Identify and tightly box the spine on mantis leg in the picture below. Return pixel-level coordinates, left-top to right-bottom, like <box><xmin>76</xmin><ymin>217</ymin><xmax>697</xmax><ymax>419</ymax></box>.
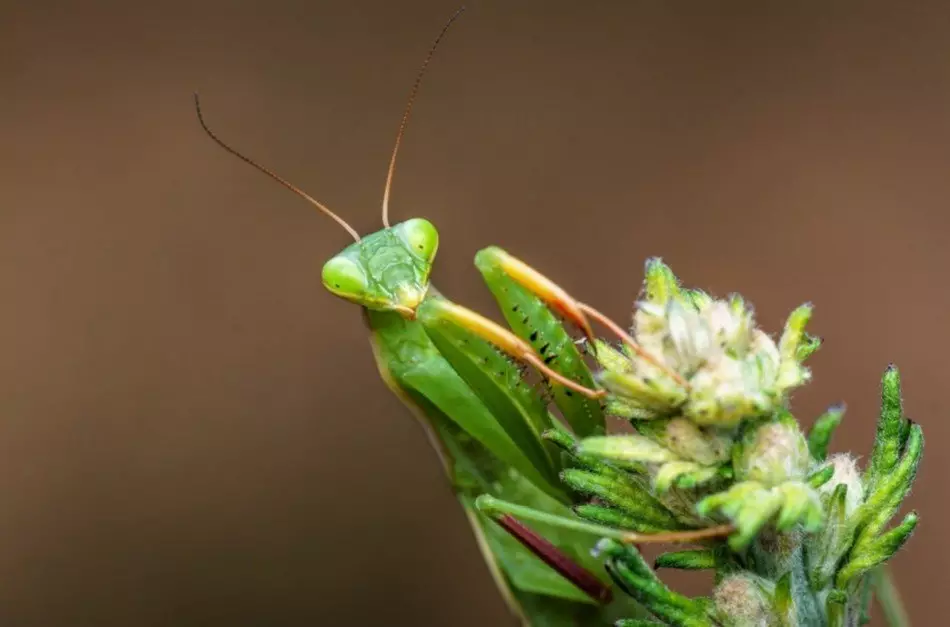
<box><xmin>475</xmin><ymin>246</ymin><xmax>606</xmax><ymax>438</ymax></box>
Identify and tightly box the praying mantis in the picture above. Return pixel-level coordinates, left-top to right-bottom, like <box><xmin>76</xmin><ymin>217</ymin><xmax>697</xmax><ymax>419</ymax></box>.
<box><xmin>195</xmin><ymin>9</ymin><xmax>720</xmax><ymax>626</ymax></box>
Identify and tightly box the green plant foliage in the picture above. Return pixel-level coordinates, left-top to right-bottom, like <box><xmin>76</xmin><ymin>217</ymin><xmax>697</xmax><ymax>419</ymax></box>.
<box><xmin>476</xmin><ymin>260</ymin><xmax>921</xmax><ymax>626</ymax></box>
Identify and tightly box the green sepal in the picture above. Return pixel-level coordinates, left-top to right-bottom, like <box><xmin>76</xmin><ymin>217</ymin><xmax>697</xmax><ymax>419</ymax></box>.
<box><xmin>796</xmin><ymin>332</ymin><xmax>822</xmax><ymax>362</ymax></box>
<box><xmin>592</xmin><ymin>339</ymin><xmax>634</xmax><ymax>374</ymax></box>
<box><xmin>807</xmin><ymin>464</ymin><xmax>835</xmax><ymax>488</ymax></box>
<box><xmin>596</xmin><ymin>370</ymin><xmax>688</xmax><ymax>414</ymax></box>
<box><xmin>776</xmin><ymin>482</ymin><xmax>822</xmax><ymax>532</ymax></box>
<box><xmin>697</xmin><ymin>480</ymin><xmax>821</xmax><ymax>551</ymax></box>
<box><xmin>807</xmin><ymin>404</ymin><xmax>845</xmax><ymax>462</ymax></box>
<box><xmin>731</xmin><ymin>490</ymin><xmax>784</xmax><ymax>551</ymax></box>
<box><xmin>680</xmin><ymin>288</ymin><xmax>712</xmax><ymax>311</ymax></box>
<box><xmin>775</xmin><ymin>303</ymin><xmax>814</xmax><ymax>390</ymax></box>
<box><xmin>654</xmin><ymin>462</ymin><xmax>722</xmax><ymax>494</ymax></box>
<box><xmin>642</xmin><ymin>258</ymin><xmax>681</xmax><ymax>306</ymax></box>
<box><xmin>778</xmin><ymin>303</ymin><xmax>812</xmax><ymax>363</ymax></box>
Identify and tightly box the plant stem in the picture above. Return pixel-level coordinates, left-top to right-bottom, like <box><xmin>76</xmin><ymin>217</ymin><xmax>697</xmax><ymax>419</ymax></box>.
<box><xmin>874</xmin><ymin>566</ymin><xmax>911</xmax><ymax>627</ymax></box>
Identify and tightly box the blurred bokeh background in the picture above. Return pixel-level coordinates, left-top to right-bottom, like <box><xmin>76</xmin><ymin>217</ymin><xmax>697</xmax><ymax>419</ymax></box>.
<box><xmin>1</xmin><ymin>1</ymin><xmax>946</xmax><ymax>624</ymax></box>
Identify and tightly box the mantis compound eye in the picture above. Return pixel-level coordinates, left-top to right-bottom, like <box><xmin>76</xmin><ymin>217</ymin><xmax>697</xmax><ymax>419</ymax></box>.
<box><xmin>398</xmin><ymin>218</ymin><xmax>439</xmax><ymax>262</ymax></box>
<box><xmin>322</xmin><ymin>255</ymin><xmax>368</xmax><ymax>301</ymax></box>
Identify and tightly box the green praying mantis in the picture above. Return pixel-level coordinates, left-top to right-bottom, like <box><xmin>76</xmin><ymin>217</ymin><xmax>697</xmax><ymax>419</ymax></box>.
<box><xmin>195</xmin><ymin>9</ymin><xmax>728</xmax><ymax>626</ymax></box>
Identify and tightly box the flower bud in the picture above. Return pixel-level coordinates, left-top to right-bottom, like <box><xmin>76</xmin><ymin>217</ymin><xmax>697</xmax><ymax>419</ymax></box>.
<box><xmin>817</xmin><ymin>454</ymin><xmax>865</xmax><ymax>516</ymax></box>
<box><xmin>735</xmin><ymin>416</ymin><xmax>810</xmax><ymax>486</ymax></box>
<box><xmin>713</xmin><ymin>574</ymin><xmax>773</xmax><ymax>627</ymax></box>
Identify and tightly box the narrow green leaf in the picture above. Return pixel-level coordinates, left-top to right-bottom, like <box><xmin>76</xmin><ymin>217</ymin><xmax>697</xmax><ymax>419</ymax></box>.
<box><xmin>826</xmin><ymin>589</ymin><xmax>848</xmax><ymax>627</ymax></box>
<box><xmin>560</xmin><ymin>469</ymin><xmax>681</xmax><ymax>528</ymax></box>
<box><xmin>838</xmin><ymin>512</ymin><xmax>919</xmax><ymax>588</ymax></box>
<box><xmin>654</xmin><ymin>550</ymin><xmax>716</xmax><ymax>571</ymax></box>
<box><xmin>809</xmin><ymin>483</ymin><xmax>851</xmax><ymax>590</ymax></box>
<box><xmin>853</xmin><ymin>424</ymin><xmax>923</xmax><ymax>547</ymax></box>
<box><xmin>797</xmin><ymin>332</ymin><xmax>822</xmax><ymax>362</ymax></box>
<box><xmin>542</xmin><ymin>424</ymin><xmax>577</xmax><ymax>452</ymax></box>
<box><xmin>578</xmin><ymin>435</ymin><xmax>677</xmax><ymax>465</ymax></box>
<box><xmin>573</xmin><ymin>504</ymin><xmax>666</xmax><ymax>533</ymax></box>
<box><xmin>807</xmin><ymin>464</ymin><xmax>836</xmax><ymax>488</ymax></box>
<box><xmin>773</xmin><ymin>573</ymin><xmax>794</xmax><ymax>626</ymax></box>
<box><xmin>807</xmin><ymin>404</ymin><xmax>845</xmax><ymax>462</ymax></box>
<box><xmin>866</xmin><ymin>365</ymin><xmax>905</xmax><ymax>491</ymax></box>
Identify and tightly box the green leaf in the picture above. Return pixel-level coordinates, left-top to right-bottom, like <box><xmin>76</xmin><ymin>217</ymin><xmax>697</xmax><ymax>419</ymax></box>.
<box><xmin>654</xmin><ymin>550</ymin><xmax>716</xmax><ymax>571</ymax></box>
<box><xmin>573</xmin><ymin>504</ymin><xmax>666</xmax><ymax>534</ymax></box>
<box><xmin>866</xmin><ymin>365</ymin><xmax>905</xmax><ymax>492</ymax></box>
<box><xmin>773</xmin><ymin>573</ymin><xmax>794</xmax><ymax>627</ymax></box>
<box><xmin>807</xmin><ymin>404</ymin><xmax>845</xmax><ymax>462</ymax></box>
<box><xmin>560</xmin><ymin>469</ymin><xmax>681</xmax><ymax>529</ymax></box>
<box><xmin>578</xmin><ymin>435</ymin><xmax>677</xmax><ymax>466</ymax></box>
<box><xmin>853</xmin><ymin>424</ymin><xmax>923</xmax><ymax>547</ymax></box>
<box><xmin>807</xmin><ymin>464</ymin><xmax>835</xmax><ymax>488</ymax></box>
<box><xmin>598</xmin><ymin>540</ymin><xmax>713</xmax><ymax>627</ymax></box>
<box><xmin>837</xmin><ymin>512</ymin><xmax>919</xmax><ymax>588</ymax></box>
<box><xmin>826</xmin><ymin>589</ymin><xmax>848</xmax><ymax>627</ymax></box>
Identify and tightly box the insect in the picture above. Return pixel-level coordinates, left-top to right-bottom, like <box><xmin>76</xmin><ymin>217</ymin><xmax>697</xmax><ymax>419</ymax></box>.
<box><xmin>194</xmin><ymin>8</ymin><xmax>696</xmax><ymax>625</ymax></box>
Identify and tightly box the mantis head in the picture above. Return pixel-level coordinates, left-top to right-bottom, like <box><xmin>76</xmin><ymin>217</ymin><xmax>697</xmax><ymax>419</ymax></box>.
<box><xmin>195</xmin><ymin>8</ymin><xmax>462</xmax><ymax>321</ymax></box>
<box><xmin>321</xmin><ymin>218</ymin><xmax>438</xmax><ymax>318</ymax></box>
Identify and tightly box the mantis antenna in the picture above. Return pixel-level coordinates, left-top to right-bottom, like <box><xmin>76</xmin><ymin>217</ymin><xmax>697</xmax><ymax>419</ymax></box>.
<box><xmin>193</xmin><ymin>93</ymin><xmax>361</xmax><ymax>242</ymax></box>
<box><xmin>381</xmin><ymin>6</ymin><xmax>467</xmax><ymax>228</ymax></box>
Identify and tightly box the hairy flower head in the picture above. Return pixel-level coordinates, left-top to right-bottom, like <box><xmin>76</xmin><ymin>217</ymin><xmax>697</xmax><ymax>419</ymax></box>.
<box><xmin>593</xmin><ymin>259</ymin><xmax>816</xmax><ymax>428</ymax></box>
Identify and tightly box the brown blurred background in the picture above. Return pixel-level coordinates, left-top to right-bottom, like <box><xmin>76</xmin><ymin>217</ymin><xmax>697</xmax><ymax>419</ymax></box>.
<box><xmin>1</xmin><ymin>1</ymin><xmax>946</xmax><ymax>625</ymax></box>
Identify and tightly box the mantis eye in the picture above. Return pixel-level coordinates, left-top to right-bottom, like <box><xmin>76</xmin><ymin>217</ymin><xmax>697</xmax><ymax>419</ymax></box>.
<box><xmin>322</xmin><ymin>256</ymin><xmax>368</xmax><ymax>299</ymax></box>
<box><xmin>398</xmin><ymin>218</ymin><xmax>439</xmax><ymax>261</ymax></box>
